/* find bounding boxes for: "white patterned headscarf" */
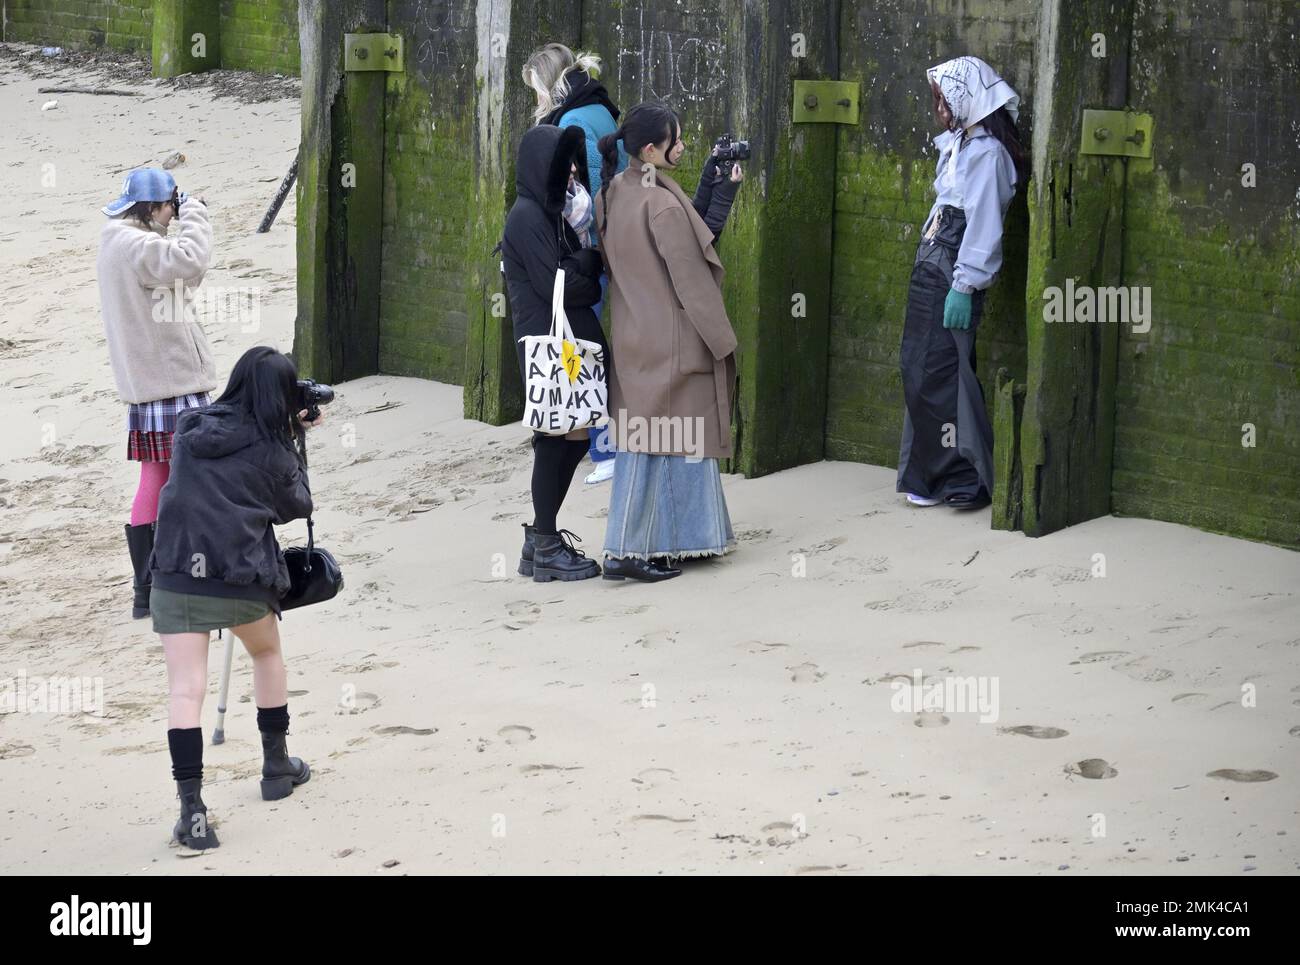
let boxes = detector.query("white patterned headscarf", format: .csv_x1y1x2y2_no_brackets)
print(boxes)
927,56,1020,130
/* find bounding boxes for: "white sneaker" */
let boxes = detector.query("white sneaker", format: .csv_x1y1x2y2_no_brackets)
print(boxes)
905,492,942,507
585,460,615,485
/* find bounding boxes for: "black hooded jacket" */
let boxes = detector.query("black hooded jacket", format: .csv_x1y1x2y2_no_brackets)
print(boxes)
502,124,607,381
149,403,313,614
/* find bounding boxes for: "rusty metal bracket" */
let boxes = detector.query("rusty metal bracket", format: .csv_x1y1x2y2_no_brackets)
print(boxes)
344,33,404,72
793,80,859,124
1080,108,1153,158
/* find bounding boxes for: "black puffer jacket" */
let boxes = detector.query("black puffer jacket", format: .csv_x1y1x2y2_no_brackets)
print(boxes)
502,124,607,381
150,403,312,614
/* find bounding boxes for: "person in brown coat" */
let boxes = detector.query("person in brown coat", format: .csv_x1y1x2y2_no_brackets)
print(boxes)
593,103,744,582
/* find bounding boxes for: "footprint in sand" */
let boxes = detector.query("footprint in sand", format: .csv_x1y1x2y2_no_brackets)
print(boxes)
913,711,950,728
739,640,789,654
634,629,677,650
0,743,36,759
788,662,825,684
503,600,540,630
498,724,535,744
1066,758,1118,780
1290,726,1300,738
371,725,437,736
1114,660,1173,683
632,767,676,787
580,604,649,623
1206,769,1277,783
1000,725,1069,739
1072,650,1129,665
519,763,582,774
337,691,381,715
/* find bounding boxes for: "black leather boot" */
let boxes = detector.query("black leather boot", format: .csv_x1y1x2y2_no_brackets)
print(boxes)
518,523,537,577
124,522,155,619
532,530,600,582
602,556,682,582
173,777,220,850
260,731,311,801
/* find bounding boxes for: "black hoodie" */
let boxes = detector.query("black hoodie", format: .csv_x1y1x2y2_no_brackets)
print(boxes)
149,403,313,614
501,124,607,382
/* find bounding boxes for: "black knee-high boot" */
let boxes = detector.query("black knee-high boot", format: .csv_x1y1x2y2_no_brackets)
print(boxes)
257,704,310,801
168,727,219,849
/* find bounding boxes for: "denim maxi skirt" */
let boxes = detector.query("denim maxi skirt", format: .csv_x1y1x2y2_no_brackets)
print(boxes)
602,451,735,560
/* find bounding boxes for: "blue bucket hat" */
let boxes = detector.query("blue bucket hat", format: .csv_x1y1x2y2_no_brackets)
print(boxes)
102,167,186,217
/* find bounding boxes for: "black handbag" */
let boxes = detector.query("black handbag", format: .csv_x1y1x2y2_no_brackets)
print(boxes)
280,516,343,611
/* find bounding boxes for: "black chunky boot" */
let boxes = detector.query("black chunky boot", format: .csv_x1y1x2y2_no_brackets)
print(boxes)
602,556,682,582
518,523,537,577
124,522,155,619
260,731,311,801
532,530,600,582
173,777,220,850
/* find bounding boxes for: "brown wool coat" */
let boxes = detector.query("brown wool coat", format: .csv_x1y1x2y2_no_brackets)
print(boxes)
595,168,738,460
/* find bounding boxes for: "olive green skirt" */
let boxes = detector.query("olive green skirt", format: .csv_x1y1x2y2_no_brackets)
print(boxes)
150,588,273,634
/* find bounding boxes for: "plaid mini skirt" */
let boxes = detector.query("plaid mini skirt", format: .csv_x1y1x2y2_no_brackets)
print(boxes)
126,392,211,462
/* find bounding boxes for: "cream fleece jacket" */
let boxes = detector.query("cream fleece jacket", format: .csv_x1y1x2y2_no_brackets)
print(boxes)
97,198,217,404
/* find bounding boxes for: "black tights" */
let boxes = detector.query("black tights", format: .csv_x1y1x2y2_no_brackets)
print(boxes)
531,435,589,535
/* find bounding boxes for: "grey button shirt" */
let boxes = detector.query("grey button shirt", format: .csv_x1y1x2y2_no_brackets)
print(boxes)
921,126,1018,293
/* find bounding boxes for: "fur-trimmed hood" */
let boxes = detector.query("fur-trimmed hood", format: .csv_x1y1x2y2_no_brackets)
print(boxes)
515,124,589,216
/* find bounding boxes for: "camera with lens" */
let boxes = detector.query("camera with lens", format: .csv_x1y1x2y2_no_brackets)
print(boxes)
297,379,335,421
713,132,751,174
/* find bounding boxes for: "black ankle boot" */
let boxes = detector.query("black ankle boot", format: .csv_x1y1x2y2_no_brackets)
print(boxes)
518,523,537,577
173,777,220,850
260,731,311,801
532,530,600,582
602,556,682,582
124,522,155,619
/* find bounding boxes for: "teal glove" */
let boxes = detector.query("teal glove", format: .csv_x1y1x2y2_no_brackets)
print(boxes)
943,288,972,330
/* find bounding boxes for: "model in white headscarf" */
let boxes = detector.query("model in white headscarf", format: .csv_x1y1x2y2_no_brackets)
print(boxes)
927,55,1020,130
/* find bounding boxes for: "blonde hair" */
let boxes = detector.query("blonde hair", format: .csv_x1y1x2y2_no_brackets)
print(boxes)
523,43,603,126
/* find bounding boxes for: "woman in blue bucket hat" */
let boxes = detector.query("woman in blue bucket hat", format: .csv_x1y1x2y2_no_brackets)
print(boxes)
97,167,215,619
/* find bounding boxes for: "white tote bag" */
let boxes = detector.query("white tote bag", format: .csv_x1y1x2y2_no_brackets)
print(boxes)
518,268,609,435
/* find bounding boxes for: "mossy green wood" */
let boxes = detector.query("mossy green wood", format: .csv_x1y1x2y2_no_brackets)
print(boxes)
1019,0,1129,536
151,0,221,77
294,0,388,384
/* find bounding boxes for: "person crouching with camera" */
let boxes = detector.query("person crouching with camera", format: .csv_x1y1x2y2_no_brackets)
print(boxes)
150,346,322,850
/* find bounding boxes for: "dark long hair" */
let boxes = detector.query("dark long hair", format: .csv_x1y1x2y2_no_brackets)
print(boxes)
931,84,1028,182
981,105,1028,181
595,102,680,238
215,346,306,465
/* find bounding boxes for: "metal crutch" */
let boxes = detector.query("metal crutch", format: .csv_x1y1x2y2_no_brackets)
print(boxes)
212,628,235,744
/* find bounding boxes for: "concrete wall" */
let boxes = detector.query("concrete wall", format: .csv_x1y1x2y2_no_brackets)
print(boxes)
3,0,154,53
2,0,302,74
1112,0,1300,545
220,0,300,74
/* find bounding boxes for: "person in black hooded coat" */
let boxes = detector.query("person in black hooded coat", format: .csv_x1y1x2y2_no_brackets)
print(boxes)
501,123,607,582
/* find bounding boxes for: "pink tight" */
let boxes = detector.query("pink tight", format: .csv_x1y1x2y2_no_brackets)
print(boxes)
130,460,171,525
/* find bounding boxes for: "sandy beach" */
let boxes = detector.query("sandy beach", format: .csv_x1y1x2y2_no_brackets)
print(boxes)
1,50,1297,876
